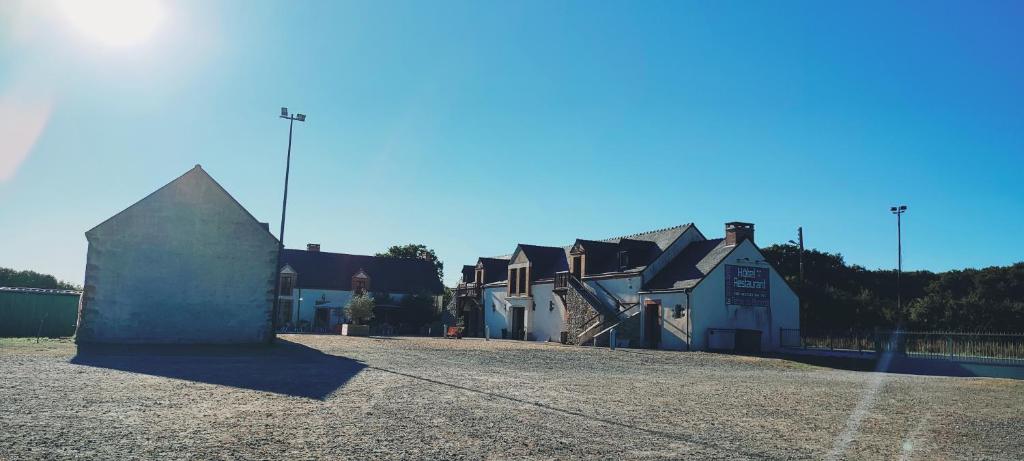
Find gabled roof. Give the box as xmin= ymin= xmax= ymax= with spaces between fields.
xmin=281 ymin=249 xmax=443 ymax=295
xmin=477 ymin=257 xmax=510 ymax=283
xmin=461 ymin=265 xmax=476 ymax=284
xmin=514 ymin=244 xmax=569 ymax=280
xmin=460 ymin=223 xmax=696 ymax=282
xmin=599 ymin=223 xmax=693 ymax=251
xmin=643 ymin=238 xmax=737 ymax=291
xmin=86 ymin=165 xmax=277 ymax=243
xmin=573 ymin=237 xmax=664 ymax=275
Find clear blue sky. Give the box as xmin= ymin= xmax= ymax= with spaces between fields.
xmin=1 ymin=0 xmax=1022 ymax=286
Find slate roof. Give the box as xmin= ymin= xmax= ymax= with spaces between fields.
xmin=517 ymin=244 xmax=569 ymax=280
xmin=281 ymin=249 xmax=444 ymax=295
xmin=598 ymin=224 xmax=692 ymax=250
xmin=643 ymin=238 xmax=736 ymax=291
xmin=460 ymin=265 xmax=476 ymax=284
xmin=477 ymin=257 xmax=510 ymax=283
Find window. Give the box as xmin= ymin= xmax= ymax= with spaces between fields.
xmin=353 ymin=280 xmax=367 ymax=295
xmin=475 ymin=270 xmax=483 ymax=284
xmin=279 ymin=276 xmax=295 ymax=296
xmin=673 ymin=304 xmax=684 ymax=319
xmin=518 ymin=267 xmax=527 ymax=296
xmin=509 ymin=268 xmax=518 ymax=295
xmin=618 ymin=251 xmax=629 ymax=271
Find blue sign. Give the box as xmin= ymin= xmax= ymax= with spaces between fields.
xmin=725 ymin=264 xmax=770 ymax=307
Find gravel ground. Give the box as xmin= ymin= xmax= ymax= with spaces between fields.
xmin=1 ymin=335 xmax=1023 ymax=460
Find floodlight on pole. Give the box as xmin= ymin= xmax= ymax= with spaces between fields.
xmin=270 ymin=107 xmax=307 ymax=338
xmin=890 ymin=205 xmax=908 ymax=320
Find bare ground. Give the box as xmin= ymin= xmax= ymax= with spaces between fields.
xmin=1 ymin=335 xmax=1022 ymax=460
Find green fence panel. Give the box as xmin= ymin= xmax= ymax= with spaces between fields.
xmin=0 ymin=289 xmax=81 ymax=338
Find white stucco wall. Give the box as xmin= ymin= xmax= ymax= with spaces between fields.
xmin=638 ymin=291 xmax=691 ymax=350
xmin=527 ymin=283 xmax=566 ymax=342
xmin=585 ymin=276 xmax=642 ymax=310
xmin=483 ymin=285 xmax=510 ymax=339
xmin=688 ymin=240 xmax=799 ymax=351
xmin=77 ymin=167 xmax=278 ymax=344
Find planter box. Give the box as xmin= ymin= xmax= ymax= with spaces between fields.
xmin=341 ymin=324 xmax=369 ymax=337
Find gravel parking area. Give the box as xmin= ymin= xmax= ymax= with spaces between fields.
xmin=2 ymin=335 xmax=1023 ymax=460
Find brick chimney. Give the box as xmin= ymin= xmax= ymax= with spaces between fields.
xmin=306 ymin=243 xmax=320 ymax=252
xmin=725 ymin=222 xmax=754 ymax=245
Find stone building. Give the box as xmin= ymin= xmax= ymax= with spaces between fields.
xmin=76 ymin=165 xmax=279 ymax=344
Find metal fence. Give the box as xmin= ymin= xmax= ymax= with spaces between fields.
xmin=780 ymin=328 xmax=1024 ymax=365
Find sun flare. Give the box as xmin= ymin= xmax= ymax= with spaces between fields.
xmin=58 ymin=0 xmax=165 ymax=48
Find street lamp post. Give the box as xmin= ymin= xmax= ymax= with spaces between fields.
xmin=890 ymin=205 xmax=907 ymax=319
xmin=270 ymin=107 xmax=306 ymax=337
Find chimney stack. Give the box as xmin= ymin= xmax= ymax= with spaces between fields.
xmin=307 ymin=243 xmax=320 ymax=252
xmin=725 ymin=222 xmax=754 ymax=246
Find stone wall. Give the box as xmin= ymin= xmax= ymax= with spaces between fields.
xmin=562 ymin=285 xmax=600 ymax=345
xmin=76 ymin=167 xmax=278 ymax=344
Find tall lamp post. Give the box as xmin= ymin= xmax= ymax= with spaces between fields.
xmin=271 ymin=107 xmax=306 ymax=336
xmin=890 ymin=205 xmax=907 ymax=319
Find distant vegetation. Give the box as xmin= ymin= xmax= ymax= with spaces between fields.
xmin=376 ymin=243 xmax=444 ymax=280
xmin=761 ymin=245 xmax=1024 ymax=332
xmin=0 ymin=267 xmax=80 ymax=291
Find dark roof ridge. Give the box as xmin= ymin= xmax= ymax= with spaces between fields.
xmin=598 ymin=222 xmax=693 ymax=243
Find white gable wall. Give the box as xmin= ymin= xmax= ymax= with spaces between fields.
xmin=77 ymin=168 xmax=278 ymax=344
xmin=688 ymin=240 xmax=799 ymax=351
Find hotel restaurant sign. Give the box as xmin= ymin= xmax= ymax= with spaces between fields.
xmin=724 ymin=264 xmax=770 ymax=308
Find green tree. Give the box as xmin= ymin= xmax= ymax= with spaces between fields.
xmin=761 ymin=244 xmax=1024 ymax=332
xmin=0 ymin=267 xmax=79 ymax=290
xmin=345 ymin=295 xmax=375 ymax=325
xmin=376 ymin=243 xmax=444 ymax=280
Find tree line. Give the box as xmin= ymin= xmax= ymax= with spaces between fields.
xmin=0 ymin=267 xmax=80 ymax=291
xmin=761 ymin=245 xmax=1024 ymax=333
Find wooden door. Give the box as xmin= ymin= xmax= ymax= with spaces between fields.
xmin=644 ymin=304 xmax=660 ymax=349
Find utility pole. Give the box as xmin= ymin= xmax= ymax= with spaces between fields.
xmin=890 ymin=205 xmax=907 ymax=320
xmin=788 ymin=226 xmax=804 ymax=291
xmin=270 ymin=107 xmax=306 ymax=338
xmin=788 ymin=227 xmax=805 ymax=333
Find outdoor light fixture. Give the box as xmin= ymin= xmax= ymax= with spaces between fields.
xmin=890 ymin=204 xmax=908 ymax=317
xmin=270 ymin=106 xmax=308 ymax=335
xmin=549 ymin=300 xmax=555 ymax=311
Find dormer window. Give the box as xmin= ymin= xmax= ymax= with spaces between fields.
xmin=569 ymin=242 xmax=585 ymax=278
xmin=279 ymin=274 xmax=295 ymax=296
xmin=351 ymin=269 xmax=370 ymax=296
xmin=618 ymin=251 xmax=629 ymax=271
xmin=475 ymin=269 xmax=484 ymax=284
xmin=278 ymin=265 xmax=297 ymax=296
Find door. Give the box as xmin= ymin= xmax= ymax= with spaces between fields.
xmin=644 ymin=303 xmax=660 ymax=349
xmin=512 ymin=306 xmax=526 ymax=340
xmin=315 ymin=308 xmax=330 ymax=332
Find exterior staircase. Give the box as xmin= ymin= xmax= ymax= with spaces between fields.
xmin=554 ymin=272 xmax=640 ymax=346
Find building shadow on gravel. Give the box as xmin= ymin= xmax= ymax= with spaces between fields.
xmin=70 ymin=339 xmax=366 ymax=399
